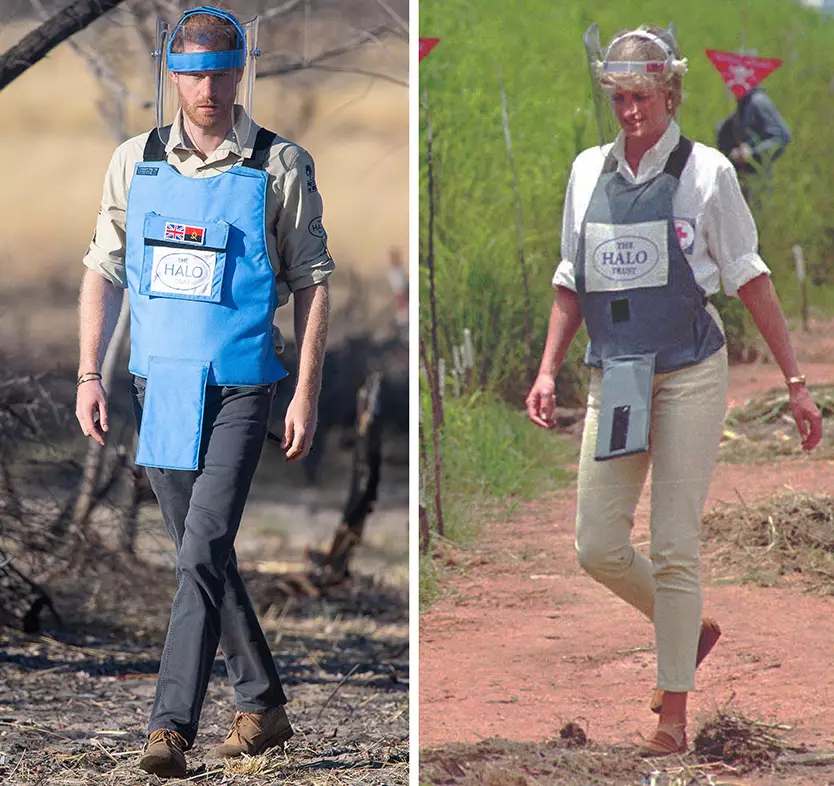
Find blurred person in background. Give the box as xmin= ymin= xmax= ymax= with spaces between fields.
xmin=526 ymin=23 xmax=820 ymax=757
xmin=74 ymin=5 xmax=333 ymax=778
xmin=716 ymin=84 xmax=791 ymax=200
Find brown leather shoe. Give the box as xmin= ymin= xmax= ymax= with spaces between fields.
xmin=138 ymin=728 xmax=188 ymax=778
xmin=650 ymin=617 xmax=722 ymax=714
xmin=209 ymin=706 xmax=294 ymax=759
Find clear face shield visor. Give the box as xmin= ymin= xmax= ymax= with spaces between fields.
xmin=153 ymin=6 xmax=260 ymax=150
xmin=583 ymin=23 xmax=686 ymax=147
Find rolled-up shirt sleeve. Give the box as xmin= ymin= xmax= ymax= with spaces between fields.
xmin=705 ymin=163 xmax=770 ymax=296
xmin=552 ymin=164 xmax=578 ymax=291
xmin=81 ymin=140 xmax=136 ymax=289
xmin=274 ymin=147 xmax=335 ymax=293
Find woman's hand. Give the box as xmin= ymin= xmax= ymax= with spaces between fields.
xmin=526 ymin=373 xmax=557 ymax=429
xmin=789 ymin=385 xmax=823 ymax=451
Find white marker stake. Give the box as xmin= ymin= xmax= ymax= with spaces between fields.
xmin=792 ymin=244 xmax=808 ymax=332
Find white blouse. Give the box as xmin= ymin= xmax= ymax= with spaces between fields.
xmin=552 ymin=121 xmax=770 ymax=297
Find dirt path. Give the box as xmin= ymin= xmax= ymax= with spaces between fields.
xmin=420 ymin=320 xmax=834 ymax=785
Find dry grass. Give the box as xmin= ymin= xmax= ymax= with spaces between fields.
xmin=693 ymin=706 xmax=806 ymax=772
xmin=702 ymin=492 xmax=834 ymax=592
xmin=420 ymin=709 xmax=821 ymax=785
xmin=420 ymin=735 xmax=745 ymax=786
xmin=719 ymin=385 xmax=834 ymax=463
xmin=0 ymin=737 xmax=408 ymax=785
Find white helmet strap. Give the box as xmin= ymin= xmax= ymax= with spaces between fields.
xmin=602 ymin=29 xmax=687 ymax=77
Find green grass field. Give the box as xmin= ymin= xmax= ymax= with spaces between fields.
xmin=419 ymin=0 xmax=834 ymax=400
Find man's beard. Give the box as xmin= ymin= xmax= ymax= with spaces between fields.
xmin=181 ymin=97 xmax=232 ymax=133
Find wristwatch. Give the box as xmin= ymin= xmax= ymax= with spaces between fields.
xmin=786 ymin=375 xmax=807 ymax=388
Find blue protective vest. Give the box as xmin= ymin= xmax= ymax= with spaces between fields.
xmin=125 ymin=128 xmax=287 ymax=470
xmin=575 ymin=136 xmax=725 ymax=373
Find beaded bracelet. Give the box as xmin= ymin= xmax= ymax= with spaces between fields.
xmin=77 ymin=372 xmax=103 ymax=387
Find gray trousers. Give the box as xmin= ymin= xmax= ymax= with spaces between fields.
xmin=131 ymin=377 xmax=287 ymax=746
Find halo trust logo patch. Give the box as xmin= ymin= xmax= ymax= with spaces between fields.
xmin=592 ymin=235 xmax=660 ymax=282
xmin=155 ymin=252 xmax=211 ymax=292
xmin=308 ymin=217 xmax=326 ymax=238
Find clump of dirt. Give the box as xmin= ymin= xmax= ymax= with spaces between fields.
xmin=558 ymin=721 xmax=587 ymax=748
xmin=694 ymin=707 xmax=806 ymax=772
xmin=720 ymin=384 xmax=834 ymax=462
xmin=702 ymin=492 xmax=834 ymax=593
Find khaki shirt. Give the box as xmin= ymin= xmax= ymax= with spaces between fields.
xmin=83 ymin=110 xmax=335 ymax=310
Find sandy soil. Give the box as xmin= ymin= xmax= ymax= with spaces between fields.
xmin=419 ymin=320 xmax=834 ymax=785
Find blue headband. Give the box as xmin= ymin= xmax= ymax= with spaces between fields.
xmin=167 ymin=6 xmax=246 ymax=73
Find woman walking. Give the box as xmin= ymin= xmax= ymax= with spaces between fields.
xmin=526 ymin=23 xmax=822 ymax=756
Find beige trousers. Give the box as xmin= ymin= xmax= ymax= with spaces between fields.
xmin=575 ymin=333 xmax=728 ymax=692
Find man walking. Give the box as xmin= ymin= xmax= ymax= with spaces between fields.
xmin=75 ymin=6 xmax=333 ymax=777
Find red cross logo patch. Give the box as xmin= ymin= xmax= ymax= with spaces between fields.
xmin=674 ymin=218 xmax=696 ymax=255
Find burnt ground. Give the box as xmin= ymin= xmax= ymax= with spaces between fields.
xmin=0 ymin=332 xmax=409 ymax=785
xmin=0 ymin=560 xmax=408 ymax=785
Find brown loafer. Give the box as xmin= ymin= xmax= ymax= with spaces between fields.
xmin=650 ymin=617 xmax=721 ymax=714
xmin=208 ymin=705 xmax=294 ymax=759
xmin=638 ymin=723 xmax=687 ymax=757
xmin=138 ymin=728 xmax=188 ymax=778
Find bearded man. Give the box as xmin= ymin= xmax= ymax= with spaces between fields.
xmin=75 ymin=6 xmax=333 ymax=777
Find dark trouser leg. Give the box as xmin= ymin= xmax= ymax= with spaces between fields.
xmin=132 ymin=380 xmax=287 ymax=744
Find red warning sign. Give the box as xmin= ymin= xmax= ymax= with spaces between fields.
xmin=419 ymin=38 xmax=440 ymax=62
xmin=705 ymin=50 xmax=783 ymax=99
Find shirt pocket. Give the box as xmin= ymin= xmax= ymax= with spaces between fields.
xmin=138 ymin=213 xmax=230 ymax=304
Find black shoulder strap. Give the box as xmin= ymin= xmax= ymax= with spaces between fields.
xmin=602 ymin=150 xmax=618 ymax=174
xmin=241 ymin=128 xmax=277 ymax=170
xmin=663 ymin=135 xmax=693 ymax=180
xmin=143 ymin=127 xmax=168 ymax=162
xmin=144 ymin=126 xmax=276 ymax=169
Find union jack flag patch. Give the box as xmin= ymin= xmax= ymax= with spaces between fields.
xmin=164 ymin=222 xmax=185 ymax=241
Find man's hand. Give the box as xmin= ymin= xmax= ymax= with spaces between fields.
xmin=730 ymin=143 xmax=753 ymax=164
xmin=76 ymin=380 xmax=109 ymax=446
xmin=282 ymin=393 xmax=318 ymax=461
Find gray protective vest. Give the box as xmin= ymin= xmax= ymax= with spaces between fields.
xmin=574 ymin=136 xmax=725 ymax=460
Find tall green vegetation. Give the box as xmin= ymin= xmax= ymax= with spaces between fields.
xmin=420 ymin=0 xmax=834 ymax=403
xmin=419 ymin=389 xmax=577 ymax=607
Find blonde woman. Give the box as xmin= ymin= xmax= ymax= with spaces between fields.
xmin=526 ymin=24 xmax=821 ymax=756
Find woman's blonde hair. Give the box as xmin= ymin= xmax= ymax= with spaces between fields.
xmin=598 ymin=25 xmax=685 ymax=115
